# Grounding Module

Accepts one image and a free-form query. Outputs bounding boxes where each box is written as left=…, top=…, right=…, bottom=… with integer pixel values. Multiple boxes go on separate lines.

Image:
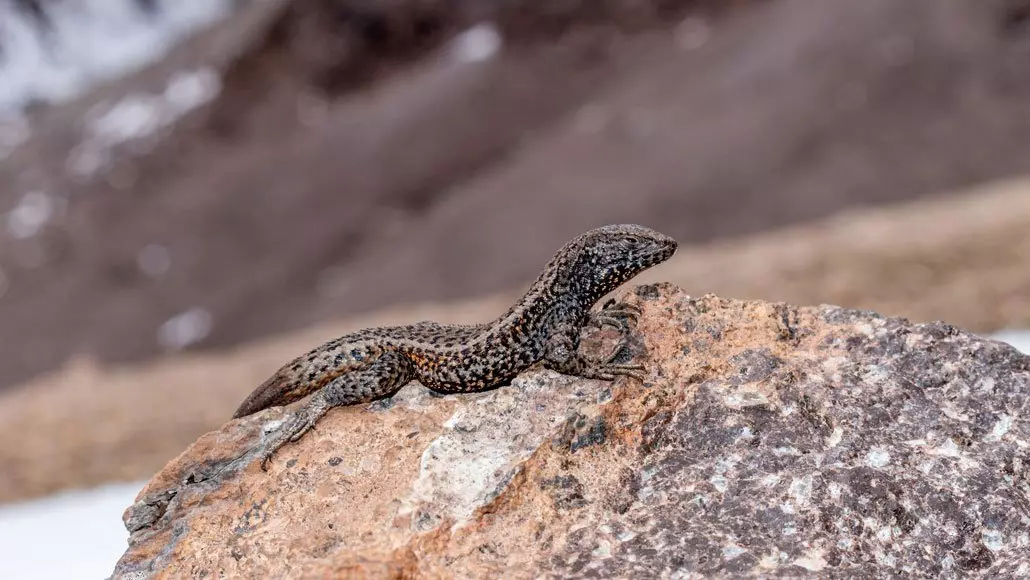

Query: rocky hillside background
left=1, top=0, right=1029, bottom=396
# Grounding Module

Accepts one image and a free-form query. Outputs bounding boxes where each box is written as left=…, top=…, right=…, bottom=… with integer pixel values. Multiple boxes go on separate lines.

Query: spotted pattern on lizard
left=232, top=224, right=678, bottom=470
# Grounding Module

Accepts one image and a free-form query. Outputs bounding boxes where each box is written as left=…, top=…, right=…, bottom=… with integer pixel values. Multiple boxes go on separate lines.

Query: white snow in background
left=157, top=306, right=213, bottom=350
left=5, top=190, right=57, bottom=239
left=0, top=3, right=233, bottom=577
left=0, top=8, right=1027, bottom=579
left=0, top=0, right=232, bottom=113
left=448, top=23, right=502, bottom=64
left=991, top=330, right=1030, bottom=356
left=0, top=480, right=146, bottom=579
left=68, top=66, right=221, bottom=175
left=85, top=68, right=220, bottom=146
left=0, top=331, right=1023, bottom=578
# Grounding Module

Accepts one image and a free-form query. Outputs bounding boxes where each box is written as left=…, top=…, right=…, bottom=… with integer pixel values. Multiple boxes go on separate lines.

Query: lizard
left=232, top=223, right=678, bottom=470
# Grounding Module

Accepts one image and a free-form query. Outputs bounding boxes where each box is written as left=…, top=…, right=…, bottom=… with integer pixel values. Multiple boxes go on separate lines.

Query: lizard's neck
left=491, top=248, right=598, bottom=333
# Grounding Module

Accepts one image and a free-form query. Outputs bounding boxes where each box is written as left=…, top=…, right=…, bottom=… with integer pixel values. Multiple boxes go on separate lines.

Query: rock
left=112, top=284, right=1030, bottom=578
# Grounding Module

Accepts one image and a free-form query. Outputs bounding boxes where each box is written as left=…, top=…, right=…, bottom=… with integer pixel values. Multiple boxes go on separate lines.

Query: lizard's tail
left=232, top=370, right=318, bottom=419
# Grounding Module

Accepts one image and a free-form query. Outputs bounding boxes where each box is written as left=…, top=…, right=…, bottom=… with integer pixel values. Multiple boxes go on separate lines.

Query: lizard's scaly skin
left=233, top=224, right=678, bottom=469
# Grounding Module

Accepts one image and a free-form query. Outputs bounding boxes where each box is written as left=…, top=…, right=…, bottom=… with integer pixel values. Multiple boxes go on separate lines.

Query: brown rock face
left=113, top=284, right=1030, bottom=578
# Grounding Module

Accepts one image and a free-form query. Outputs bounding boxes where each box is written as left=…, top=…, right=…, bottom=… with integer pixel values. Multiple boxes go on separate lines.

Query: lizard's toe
left=260, top=448, right=277, bottom=472
left=258, top=410, right=317, bottom=471
left=607, top=363, right=646, bottom=381
left=590, top=301, right=642, bottom=331
left=288, top=419, right=315, bottom=443
left=591, top=315, right=624, bottom=331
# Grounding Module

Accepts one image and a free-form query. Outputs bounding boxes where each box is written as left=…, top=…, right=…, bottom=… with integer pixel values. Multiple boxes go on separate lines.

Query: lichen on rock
left=112, top=284, right=1030, bottom=579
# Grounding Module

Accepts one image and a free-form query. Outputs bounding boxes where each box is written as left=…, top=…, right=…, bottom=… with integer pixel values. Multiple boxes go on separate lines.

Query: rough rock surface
left=112, top=284, right=1030, bottom=578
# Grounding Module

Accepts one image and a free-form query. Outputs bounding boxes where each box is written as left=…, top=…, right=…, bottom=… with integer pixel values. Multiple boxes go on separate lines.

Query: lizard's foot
left=545, top=309, right=648, bottom=382
left=259, top=397, right=330, bottom=471
left=257, top=352, right=413, bottom=471
left=587, top=342, right=647, bottom=381
left=589, top=299, right=642, bottom=331
left=579, top=361, right=646, bottom=382
left=592, top=301, right=647, bottom=381
left=545, top=342, right=647, bottom=382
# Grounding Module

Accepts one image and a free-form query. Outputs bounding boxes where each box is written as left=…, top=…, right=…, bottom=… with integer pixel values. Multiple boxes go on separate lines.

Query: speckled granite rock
left=112, top=284, right=1030, bottom=579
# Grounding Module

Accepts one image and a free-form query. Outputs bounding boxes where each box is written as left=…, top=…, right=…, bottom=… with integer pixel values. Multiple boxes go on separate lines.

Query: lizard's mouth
left=644, top=240, right=678, bottom=264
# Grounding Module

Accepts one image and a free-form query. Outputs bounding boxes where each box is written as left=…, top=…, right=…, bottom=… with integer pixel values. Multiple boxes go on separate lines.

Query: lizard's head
left=570, top=223, right=678, bottom=299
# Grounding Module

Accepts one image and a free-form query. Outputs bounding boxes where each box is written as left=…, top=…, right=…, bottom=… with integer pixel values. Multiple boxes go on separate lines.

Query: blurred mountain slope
left=0, top=0, right=1029, bottom=393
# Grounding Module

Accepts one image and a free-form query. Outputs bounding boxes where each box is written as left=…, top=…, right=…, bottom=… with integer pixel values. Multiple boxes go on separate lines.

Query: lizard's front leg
left=542, top=322, right=644, bottom=381
left=260, top=351, right=413, bottom=470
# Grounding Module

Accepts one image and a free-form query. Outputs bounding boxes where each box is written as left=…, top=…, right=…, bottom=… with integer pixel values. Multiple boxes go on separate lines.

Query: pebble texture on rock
left=112, top=284, right=1030, bottom=578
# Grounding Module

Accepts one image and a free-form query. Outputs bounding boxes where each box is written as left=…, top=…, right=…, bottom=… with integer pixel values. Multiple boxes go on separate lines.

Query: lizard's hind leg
left=259, top=351, right=413, bottom=471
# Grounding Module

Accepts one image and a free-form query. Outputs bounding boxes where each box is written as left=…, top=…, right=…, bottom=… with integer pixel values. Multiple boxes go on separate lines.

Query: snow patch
left=0, top=481, right=147, bottom=580
left=992, top=330, right=1030, bottom=355
left=157, top=307, right=213, bottom=350
left=70, top=67, right=220, bottom=176
left=448, top=23, right=502, bottom=64
left=6, top=191, right=56, bottom=239
left=0, top=0, right=231, bottom=113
